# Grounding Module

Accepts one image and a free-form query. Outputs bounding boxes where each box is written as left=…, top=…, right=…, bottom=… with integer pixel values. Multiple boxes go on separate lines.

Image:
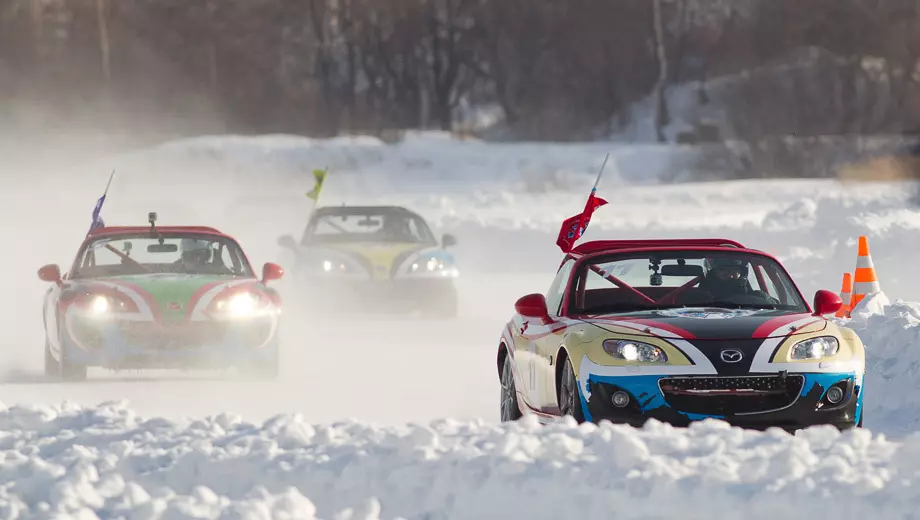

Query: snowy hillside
left=5, top=132, right=920, bottom=518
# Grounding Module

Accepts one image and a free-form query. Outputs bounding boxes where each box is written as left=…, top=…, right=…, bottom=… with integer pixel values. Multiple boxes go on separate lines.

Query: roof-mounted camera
left=148, top=212, right=159, bottom=239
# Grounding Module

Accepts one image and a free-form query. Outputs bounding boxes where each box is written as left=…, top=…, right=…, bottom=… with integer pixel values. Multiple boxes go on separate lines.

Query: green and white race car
left=39, top=213, right=285, bottom=380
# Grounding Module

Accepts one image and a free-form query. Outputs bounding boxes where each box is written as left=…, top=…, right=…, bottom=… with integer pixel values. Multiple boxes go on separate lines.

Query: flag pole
left=103, top=169, right=116, bottom=196
left=591, top=153, right=610, bottom=192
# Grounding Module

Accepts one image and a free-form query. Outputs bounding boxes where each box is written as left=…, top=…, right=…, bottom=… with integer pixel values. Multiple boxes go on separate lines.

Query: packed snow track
left=3, top=132, right=920, bottom=518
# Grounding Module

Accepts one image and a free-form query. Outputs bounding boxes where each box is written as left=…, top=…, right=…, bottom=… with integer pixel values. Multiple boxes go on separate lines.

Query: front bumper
left=295, top=276, right=457, bottom=313
left=62, top=314, right=279, bottom=369
left=580, top=371, right=863, bottom=432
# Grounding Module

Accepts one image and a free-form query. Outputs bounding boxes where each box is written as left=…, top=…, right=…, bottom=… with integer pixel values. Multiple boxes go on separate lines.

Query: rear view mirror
left=813, top=289, right=843, bottom=316
left=515, top=293, right=550, bottom=320
left=661, top=264, right=704, bottom=277
left=262, top=262, right=284, bottom=283
left=38, top=264, right=62, bottom=284
left=442, top=233, right=457, bottom=248
left=147, top=244, right=179, bottom=253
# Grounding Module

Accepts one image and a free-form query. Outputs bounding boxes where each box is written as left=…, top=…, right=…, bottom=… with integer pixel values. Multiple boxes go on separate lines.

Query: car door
left=43, top=280, right=64, bottom=356
left=527, top=258, right=575, bottom=413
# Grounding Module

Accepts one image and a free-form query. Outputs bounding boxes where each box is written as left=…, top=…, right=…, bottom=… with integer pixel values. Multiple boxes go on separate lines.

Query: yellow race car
left=277, top=205, right=459, bottom=318
left=497, top=238, right=866, bottom=432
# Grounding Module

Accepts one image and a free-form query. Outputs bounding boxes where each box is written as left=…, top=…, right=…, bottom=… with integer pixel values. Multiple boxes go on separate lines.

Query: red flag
left=556, top=191, right=608, bottom=253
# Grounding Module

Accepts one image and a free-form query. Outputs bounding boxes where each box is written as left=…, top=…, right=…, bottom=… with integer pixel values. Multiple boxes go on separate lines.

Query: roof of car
left=86, top=226, right=229, bottom=239
left=311, top=205, right=421, bottom=218
left=572, top=238, right=747, bottom=255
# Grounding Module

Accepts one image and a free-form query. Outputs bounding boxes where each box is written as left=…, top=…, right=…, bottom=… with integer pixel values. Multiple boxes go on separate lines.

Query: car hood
left=73, top=273, right=258, bottom=321
left=579, top=307, right=827, bottom=340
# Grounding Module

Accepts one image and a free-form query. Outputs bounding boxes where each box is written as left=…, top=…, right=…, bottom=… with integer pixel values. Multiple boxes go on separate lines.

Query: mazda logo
left=720, top=349, right=743, bottom=363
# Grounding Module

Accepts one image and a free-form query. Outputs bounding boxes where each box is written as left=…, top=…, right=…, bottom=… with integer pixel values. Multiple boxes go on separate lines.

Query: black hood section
left=684, top=338, right=764, bottom=376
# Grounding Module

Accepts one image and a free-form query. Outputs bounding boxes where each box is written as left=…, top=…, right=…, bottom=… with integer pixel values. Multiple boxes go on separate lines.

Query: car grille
left=119, top=322, right=225, bottom=350
left=658, top=375, right=805, bottom=415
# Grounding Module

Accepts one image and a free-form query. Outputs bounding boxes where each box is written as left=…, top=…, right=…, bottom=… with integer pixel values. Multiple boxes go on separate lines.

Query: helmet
left=704, top=257, right=747, bottom=274
left=704, top=256, right=748, bottom=292
left=180, top=239, right=212, bottom=263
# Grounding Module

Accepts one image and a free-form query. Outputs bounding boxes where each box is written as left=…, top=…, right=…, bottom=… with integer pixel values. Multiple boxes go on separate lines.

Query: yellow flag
left=306, top=168, right=327, bottom=201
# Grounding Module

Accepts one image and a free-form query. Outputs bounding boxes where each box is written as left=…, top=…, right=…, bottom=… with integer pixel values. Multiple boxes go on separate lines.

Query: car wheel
left=559, top=356, right=586, bottom=423
left=500, top=353, right=522, bottom=422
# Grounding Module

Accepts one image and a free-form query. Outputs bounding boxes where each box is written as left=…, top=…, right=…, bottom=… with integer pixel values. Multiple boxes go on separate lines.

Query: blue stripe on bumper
left=580, top=372, right=863, bottom=429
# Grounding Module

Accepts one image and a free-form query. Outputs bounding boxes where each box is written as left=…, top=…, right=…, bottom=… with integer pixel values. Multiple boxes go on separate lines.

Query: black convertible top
left=310, top=205, right=425, bottom=220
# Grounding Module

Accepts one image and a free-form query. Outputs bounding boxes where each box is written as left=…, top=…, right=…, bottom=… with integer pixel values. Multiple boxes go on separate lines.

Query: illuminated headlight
left=791, top=336, right=839, bottom=360
left=411, top=257, right=458, bottom=277
left=321, top=259, right=347, bottom=273
left=216, top=293, right=263, bottom=318
left=603, top=339, right=668, bottom=363
left=90, top=295, right=109, bottom=314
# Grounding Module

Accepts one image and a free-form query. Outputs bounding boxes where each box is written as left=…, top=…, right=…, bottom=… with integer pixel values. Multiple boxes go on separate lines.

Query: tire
left=500, top=353, right=522, bottom=422
left=558, top=355, right=586, bottom=423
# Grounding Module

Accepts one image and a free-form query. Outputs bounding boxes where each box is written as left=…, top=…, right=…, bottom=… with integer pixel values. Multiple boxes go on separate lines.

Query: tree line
left=2, top=0, right=920, bottom=144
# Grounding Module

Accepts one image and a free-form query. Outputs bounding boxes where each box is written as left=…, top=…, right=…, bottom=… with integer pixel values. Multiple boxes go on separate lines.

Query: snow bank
left=838, top=292, right=920, bottom=437
left=1, top=400, right=918, bottom=520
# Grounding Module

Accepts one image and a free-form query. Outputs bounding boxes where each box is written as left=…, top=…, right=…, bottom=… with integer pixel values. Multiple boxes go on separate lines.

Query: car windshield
left=303, top=210, right=436, bottom=245
left=570, top=250, right=808, bottom=314
left=72, top=233, right=254, bottom=278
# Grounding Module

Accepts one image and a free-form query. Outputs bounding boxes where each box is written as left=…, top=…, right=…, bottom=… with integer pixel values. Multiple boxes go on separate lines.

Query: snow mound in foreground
left=841, top=292, right=920, bottom=436
left=1, top=401, right=919, bottom=520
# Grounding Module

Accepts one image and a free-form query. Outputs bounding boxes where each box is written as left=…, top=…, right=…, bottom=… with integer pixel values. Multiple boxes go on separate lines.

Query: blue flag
left=86, top=171, right=116, bottom=237
left=87, top=194, right=106, bottom=236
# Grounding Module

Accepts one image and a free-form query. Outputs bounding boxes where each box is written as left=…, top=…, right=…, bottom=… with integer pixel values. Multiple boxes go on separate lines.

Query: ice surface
left=3, top=131, right=920, bottom=518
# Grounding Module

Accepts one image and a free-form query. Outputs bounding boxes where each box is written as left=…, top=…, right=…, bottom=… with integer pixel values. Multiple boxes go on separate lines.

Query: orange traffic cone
left=849, top=236, right=881, bottom=312
left=836, top=272, right=852, bottom=318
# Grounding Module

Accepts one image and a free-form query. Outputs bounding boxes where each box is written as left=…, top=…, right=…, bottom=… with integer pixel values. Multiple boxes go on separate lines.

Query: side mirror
left=442, top=233, right=457, bottom=248
left=515, top=293, right=550, bottom=320
left=261, top=262, right=284, bottom=284
left=277, top=235, right=297, bottom=250
left=813, top=289, right=843, bottom=316
left=38, top=264, right=62, bottom=284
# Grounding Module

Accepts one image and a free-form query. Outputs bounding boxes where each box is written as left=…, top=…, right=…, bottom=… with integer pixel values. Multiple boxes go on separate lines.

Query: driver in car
left=378, top=216, right=415, bottom=242
left=175, top=239, right=231, bottom=274
left=699, top=257, right=778, bottom=303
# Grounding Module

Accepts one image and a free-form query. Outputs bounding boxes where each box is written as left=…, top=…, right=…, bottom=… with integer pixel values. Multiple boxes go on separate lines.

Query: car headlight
left=790, top=336, right=839, bottom=360
left=603, top=339, right=668, bottom=363
left=215, top=292, right=263, bottom=318
left=410, top=256, right=459, bottom=277
left=321, top=259, right=349, bottom=273
left=90, top=295, right=109, bottom=314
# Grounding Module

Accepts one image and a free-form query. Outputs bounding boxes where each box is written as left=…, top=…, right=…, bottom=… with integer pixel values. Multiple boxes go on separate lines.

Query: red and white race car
left=497, top=238, right=866, bottom=432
